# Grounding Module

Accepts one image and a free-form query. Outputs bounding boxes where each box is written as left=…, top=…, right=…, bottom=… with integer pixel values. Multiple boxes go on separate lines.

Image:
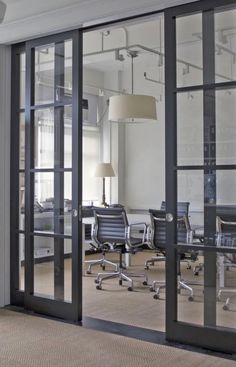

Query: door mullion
left=164, top=10, right=178, bottom=335
left=202, top=9, right=217, bottom=327
left=54, top=42, right=65, bottom=300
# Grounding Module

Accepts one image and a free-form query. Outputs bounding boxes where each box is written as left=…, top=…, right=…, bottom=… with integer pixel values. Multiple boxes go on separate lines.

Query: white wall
left=0, top=45, right=11, bottom=306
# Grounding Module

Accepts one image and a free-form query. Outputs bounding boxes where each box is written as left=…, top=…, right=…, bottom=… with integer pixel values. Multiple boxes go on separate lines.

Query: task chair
left=93, top=207, right=148, bottom=291
left=147, top=209, right=195, bottom=301
left=144, top=201, right=192, bottom=270
left=216, top=214, right=236, bottom=311
left=84, top=206, right=119, bottom=274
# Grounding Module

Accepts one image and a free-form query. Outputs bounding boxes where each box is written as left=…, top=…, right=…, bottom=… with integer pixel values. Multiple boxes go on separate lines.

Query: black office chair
left=147, top=209, right=195, bottom=301
left=84, top=206, right=120, bottom=274
left=93, top=207, right=148, bottom=291
left=216, top=213, right=236, bottom=310
left=144, top=201, right=192, bottom=270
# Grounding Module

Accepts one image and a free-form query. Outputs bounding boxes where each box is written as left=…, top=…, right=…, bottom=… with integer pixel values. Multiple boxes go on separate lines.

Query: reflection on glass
left=64, top=105, right=72, bottom=168
left=34, top=172, right=54, bottom=233
left=64, top=239, right=72, bottom=303
left=216, top=89, right=236, bottom=165
left=177, top=248, right=204, bottom=326
left=178, top=170, right=204, bottom=227
left=176, top=13, right=203, bottom=87
left=35, top=44, right=55, bottom=105
left=34, top=108, right=54, bottom=168
left=215, top=9, right=236, bottom=83
left=55, top=40, right=72, bottom=103
left=34, top=236, right=54, bottom=298
left=19, top=112, right=25, bottom=170
left=33, top=236, right=72, bottom=302
left=177, top=91, right=203, bottom=166
left=19, top=173, right=25, bottom=231
left=216, top=170, right=236, bottom=206
left=217, top=249, right=236, bottom=326
left=64, top=172, right=72, bottom=236
left=20, top=53, right=26, bottom=109
left=19, top=234, right=25, bottom=291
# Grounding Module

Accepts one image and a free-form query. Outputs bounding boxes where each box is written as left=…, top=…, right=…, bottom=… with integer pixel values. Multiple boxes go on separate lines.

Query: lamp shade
left=94, top=163, right=115, bottom=177
left=108, top=94, right=157, bottom=122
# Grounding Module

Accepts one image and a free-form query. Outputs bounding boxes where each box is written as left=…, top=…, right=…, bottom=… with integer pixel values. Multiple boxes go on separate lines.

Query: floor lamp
left=94, top=163, right=115, bottom=207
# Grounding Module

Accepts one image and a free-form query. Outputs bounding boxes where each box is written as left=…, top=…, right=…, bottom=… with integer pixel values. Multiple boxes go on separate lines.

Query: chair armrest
left=129, top=222, right=147, bottom=244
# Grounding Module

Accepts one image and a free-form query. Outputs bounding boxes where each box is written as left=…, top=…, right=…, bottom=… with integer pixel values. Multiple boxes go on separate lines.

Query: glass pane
left=217, top=170, right=236, bottom=206
left=19, top=112, right=25, bottom=169
left=64, top=105, right=72, bottom=168
left=55, top=40, right=72, bottom=103
left=178, top=170, right=204, bottom=228
left=19, top=173, right=25, bottom=231
left=215, top=8, right=236, bottom=83
left=64, top=239, right=72, bottom=303
left=20, top=53, right=26, bottom=109
left=176, top=13, right=203, bottom=88
left=64, top=172, right=72, bottom=236
left=33, top=236, right=72, bottom=302
left=216, top=89, right=236, bottom=165
left=177, top=91, right=203, bottom=166
left=34, top=172, right=54, bottom=233
left=177, top=247, right=204, bottom=326
left=19, top=233, right=25, bottom=291
left=217, top=250, right=236, bottom=328
left=35, top=44, right=55, bottom=105
left=34, top=108, right=54, bottom=169
left=34, top=236, right=54, bottom=298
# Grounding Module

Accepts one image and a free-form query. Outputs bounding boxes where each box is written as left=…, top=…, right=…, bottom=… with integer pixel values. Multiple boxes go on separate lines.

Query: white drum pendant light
left=108, top=50, right=157, bottom=123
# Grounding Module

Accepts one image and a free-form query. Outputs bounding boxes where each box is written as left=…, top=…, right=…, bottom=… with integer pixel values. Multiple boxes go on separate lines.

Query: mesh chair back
left=217, top=213, right=236, bottom=248
left=93, top=207, right=128, bottom=244
left=149, top=209, right=189, bottom=251
left=160, top=201, right=190, bottom=216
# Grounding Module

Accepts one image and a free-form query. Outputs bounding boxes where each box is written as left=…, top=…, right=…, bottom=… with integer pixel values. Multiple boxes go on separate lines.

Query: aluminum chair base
left=144, top=256, right=165, bottom=270
left=85, top=255, right=118, bottom=274
left=150, top=276, right=194, bottom=301
left=144, top=256, right=192, bottom=270
left=217, top=288, right=236, bottom=310
left=95, top=268, right=148, bottom=291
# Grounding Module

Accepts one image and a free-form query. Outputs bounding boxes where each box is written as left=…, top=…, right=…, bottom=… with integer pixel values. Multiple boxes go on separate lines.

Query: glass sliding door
left=165, top=0, right=236, bottom=353
left=18, top=30, right=83, bottom=320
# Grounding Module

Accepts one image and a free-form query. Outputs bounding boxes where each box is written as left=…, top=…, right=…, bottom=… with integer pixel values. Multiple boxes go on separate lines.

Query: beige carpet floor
left=0, top=309, right=235, bottom=367
left=20, top=251, right=236, bottom=332
left=83, top=252, right=236, bottom=331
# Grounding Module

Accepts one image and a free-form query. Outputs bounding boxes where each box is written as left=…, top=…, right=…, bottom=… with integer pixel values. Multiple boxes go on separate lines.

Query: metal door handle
left=72, top=209, right=78, bottom=217
left=166, top=213, right=174, bottom=222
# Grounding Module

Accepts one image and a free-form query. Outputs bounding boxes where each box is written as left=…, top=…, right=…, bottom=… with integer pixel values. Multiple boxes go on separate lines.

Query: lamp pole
left=102, top=177, right=109, bottom=207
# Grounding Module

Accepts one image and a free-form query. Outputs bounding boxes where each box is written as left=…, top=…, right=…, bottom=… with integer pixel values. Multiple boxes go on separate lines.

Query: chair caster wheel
left=144, top=266, right=149, bottom=270
left=86, top=270, right=91, bottom=275
left=150, top=287, right=155, bottom=292
left=94, top=279, right=99, bottom=284
left=119, top=280, right=122, bottom=286
left=96, top=285, right=102, bottom=290
left=223, top=305, right=229, bottom=311
left=188, top=296, right=194, bottom=302
left=187, top=265, right=191, bottom=270
left=153, top=294, right=159, bottom=300
left=128, top=287, right=133, bottom=291
left=143, top=281, right=148, bottom=286
left=102, top=266, right=105, bottom=271
left=194, top=272, right=199, bottom=276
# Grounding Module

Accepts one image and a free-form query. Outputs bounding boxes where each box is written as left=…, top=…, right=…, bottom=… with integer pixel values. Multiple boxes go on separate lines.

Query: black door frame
left=11, top=29, right=83, bottom=321
left=165, top=0, right=236, bottom=353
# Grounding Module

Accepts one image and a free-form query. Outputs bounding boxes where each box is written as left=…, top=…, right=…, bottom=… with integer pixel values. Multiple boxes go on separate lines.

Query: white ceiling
left=0, top=0, right=198, bottom=44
